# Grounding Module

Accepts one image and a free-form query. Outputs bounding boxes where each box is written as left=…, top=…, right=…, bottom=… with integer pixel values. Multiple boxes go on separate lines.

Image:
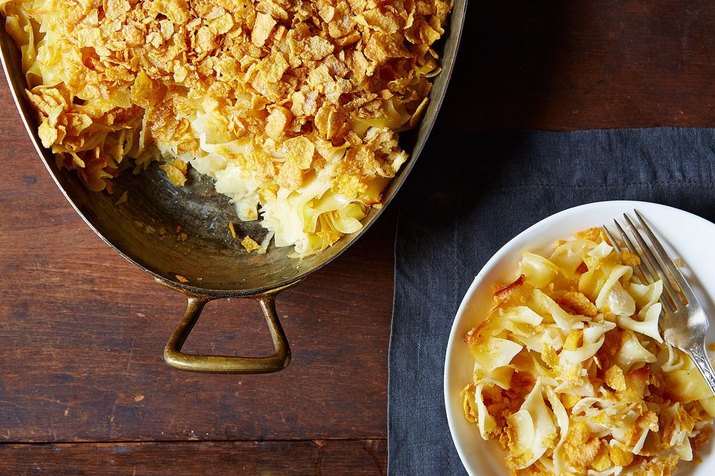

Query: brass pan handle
left=163, top=291, right=291, bottom=374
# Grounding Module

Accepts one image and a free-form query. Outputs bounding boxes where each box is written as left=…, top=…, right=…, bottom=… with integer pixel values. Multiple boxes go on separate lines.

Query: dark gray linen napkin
left=388, top=128, right=715, bottom=475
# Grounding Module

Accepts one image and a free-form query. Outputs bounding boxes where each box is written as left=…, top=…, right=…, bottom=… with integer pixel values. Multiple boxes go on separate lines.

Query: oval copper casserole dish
left=0, top=2, right=467, bottom=373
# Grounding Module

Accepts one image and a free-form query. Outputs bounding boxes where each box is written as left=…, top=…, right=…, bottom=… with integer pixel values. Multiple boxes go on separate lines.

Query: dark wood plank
left=440, top=0, right=715, bottom=133
left=0, top=440, right=387, bottom=475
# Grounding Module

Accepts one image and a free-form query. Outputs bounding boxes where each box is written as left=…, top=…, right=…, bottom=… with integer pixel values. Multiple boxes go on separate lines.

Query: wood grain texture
left=439, top=0, right=715, bottom=133
left=0, top=75, right=394, bottom=443
left=0, top=440, right=387, bottom=475
left=2, top=0, right=715, bottom=470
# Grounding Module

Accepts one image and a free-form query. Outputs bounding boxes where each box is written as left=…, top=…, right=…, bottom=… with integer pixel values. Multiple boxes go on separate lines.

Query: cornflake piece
left=265, top=106, right=292, bottom=140
left=620, top=249, right=641, bottom=267
left=314, top=103, right=347, bottom=140
left=284, top=136, right=315, bottom=169
left=160, top=162, right=187, bottom=186
left=605, top=365, right=627, bottom=392
left=557, top=291, right=598, bottom=317
left=241, top=236, right=261, bottom=253
left=252, top=13, right=276, bottom=47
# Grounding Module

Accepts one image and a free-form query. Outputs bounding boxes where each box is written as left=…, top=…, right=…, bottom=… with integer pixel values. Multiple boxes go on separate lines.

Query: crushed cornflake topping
left=3, top=0, right=452, bottom=256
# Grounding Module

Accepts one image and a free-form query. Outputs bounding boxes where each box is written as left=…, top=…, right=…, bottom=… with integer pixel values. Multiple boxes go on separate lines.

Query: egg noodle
left=1, top=0, right=450, bottom=255
left=462, top=228, right=714, bottom=475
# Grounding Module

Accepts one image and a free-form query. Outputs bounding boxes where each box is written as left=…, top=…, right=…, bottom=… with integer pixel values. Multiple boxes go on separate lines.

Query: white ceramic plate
left=444, top=200, right=715, bottom=476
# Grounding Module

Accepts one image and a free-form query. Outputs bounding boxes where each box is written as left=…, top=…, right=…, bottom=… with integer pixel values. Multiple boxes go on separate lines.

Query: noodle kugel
left=1, top=0, right=451, bottom=256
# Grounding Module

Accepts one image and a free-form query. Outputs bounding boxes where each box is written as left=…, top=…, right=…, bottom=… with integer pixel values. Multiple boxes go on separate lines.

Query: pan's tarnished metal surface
left=0, top=1, right=467, bottom=373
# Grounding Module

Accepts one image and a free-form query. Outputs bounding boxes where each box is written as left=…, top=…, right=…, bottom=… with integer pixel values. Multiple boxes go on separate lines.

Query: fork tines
left=603, top=211, right=691, bottom=313
left=604, top=209, right=715, bottom=395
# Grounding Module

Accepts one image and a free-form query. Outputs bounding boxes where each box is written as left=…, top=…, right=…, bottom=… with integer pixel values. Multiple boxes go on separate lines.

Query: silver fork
left=603, top=210, right=715, bottom=396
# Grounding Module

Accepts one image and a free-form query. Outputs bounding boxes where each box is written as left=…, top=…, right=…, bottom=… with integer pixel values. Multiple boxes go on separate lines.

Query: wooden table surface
left=2, top=1, right=715, bottom=474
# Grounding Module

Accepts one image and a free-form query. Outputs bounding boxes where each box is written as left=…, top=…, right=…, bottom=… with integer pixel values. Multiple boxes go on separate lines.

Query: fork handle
left=689, top=343, right=715, bottom=397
